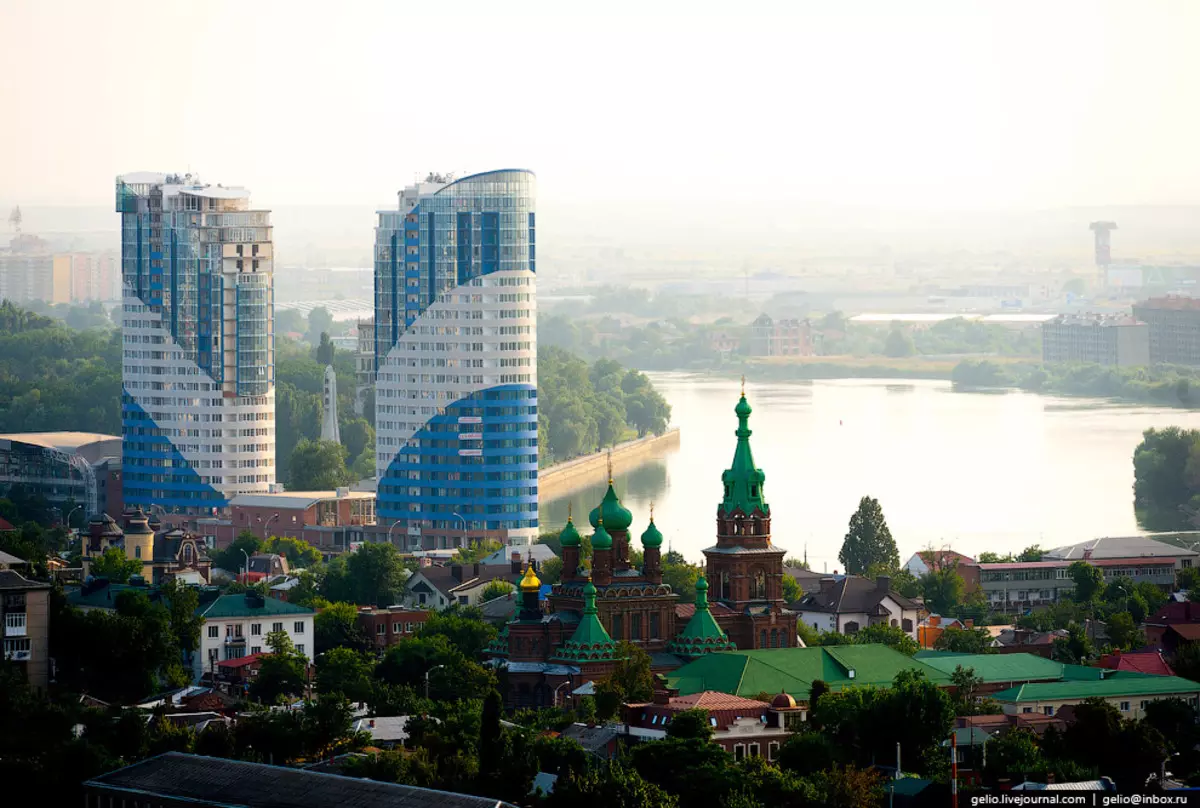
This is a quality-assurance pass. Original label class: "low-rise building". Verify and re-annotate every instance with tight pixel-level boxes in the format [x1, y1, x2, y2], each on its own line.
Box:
[1133, 296, 1200, 366]
[1041, 313, 1149, 367]
[627, 689, 802, 762]
[84, 751, 519, 808]
[1146, 601, 1200, 647]
[967, 555, 1179, 610]
[0, 567, 50, 692]
[991, 675, 1200, 721]
[82, 509, 212, 585]
[903, 550, 976, 577]
[404, 562, 521, 609]
[792, 574, 923, 638]
[195, 592, 315, 682]
[1044, 534, 1198, 568]
[357, 605, 430, 651]
[748, 314, 813, 357]
[196, 489, 377, 553]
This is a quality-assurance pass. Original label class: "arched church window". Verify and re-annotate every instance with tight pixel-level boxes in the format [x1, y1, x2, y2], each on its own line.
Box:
[750, 485, 758, 498]
[183, 544, 193, 563]
[770, 629, 778, 648]
[753, 570, 766, 600]
[760, 630, 767, 648]
[134, 545, 141, 559]
[720, 571, 731, 601]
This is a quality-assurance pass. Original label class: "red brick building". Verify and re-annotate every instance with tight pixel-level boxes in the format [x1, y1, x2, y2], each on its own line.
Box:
[193, 489, 376, 553]
[357, 606, 431, 650]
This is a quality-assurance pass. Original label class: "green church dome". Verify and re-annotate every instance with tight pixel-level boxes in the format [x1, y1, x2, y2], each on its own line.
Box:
[640, 515, 663, 549]
[592, 519, 613, 551]
[589, 482, 633, 532]
[559, 515, 582, 548]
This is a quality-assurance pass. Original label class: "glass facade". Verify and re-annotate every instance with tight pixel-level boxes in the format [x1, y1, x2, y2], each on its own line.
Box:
[117, 174, 276, 513]
[374, 170, 538, 542]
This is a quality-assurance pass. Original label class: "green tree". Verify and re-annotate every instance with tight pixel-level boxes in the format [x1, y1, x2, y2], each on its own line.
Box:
[1069, 561, 1104, 603]
[663, 559, 702, 604]
[890, 568, 921, 599]
[159, 579, 203, 659]
[666, 707, 715, 741]
[778, 731, 839, 777]
[852, 623, 918, 655]
[340, 418, 375, 468]
[1018, 545, 1045, 562]
[479, 579, 515, 602]
[313, 599, 369, 654]
[920, 567, 965, 614]
[252, 630, 309, 703]
[288, 439, 352, 490]
[211, 531, 263, 574]
[608, 641, 654, 702]
[315, 647, 374, 702]
[417, 605, 497, 657]
[934, 626, 994, 654]
[1052, 623, 1094, 664]
[344, 542, 409, 606]
[1107, 611, 1143, 651]
[90, 546, 143, 583]
[781, 574, 802, 604]
[984, 728, 1044, 783]
[547, 760, 678, 808]
[884, 327, 916, 358]
[306, 307, 334, 346]
[539, 556, 563, 585]
[315, 332, 335, 365]
[951, 665, 985, 713]
[813, 765, 883, 808]
[376, 635, 495, 701]
[838, 496, 898, 575]
[263, 535, 321, 568]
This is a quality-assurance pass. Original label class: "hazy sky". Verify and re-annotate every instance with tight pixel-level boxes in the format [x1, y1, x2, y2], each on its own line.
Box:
[2, 0, 1198, 212]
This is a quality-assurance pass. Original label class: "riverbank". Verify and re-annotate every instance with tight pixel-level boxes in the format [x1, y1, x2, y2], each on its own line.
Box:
[539, 429, 681, 499]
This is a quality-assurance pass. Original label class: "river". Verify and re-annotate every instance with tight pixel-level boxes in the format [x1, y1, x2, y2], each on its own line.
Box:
[540, 374, 1200, 571]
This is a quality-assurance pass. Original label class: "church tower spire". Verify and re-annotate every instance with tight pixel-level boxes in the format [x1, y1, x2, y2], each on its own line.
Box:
[720, 385, 768, 519]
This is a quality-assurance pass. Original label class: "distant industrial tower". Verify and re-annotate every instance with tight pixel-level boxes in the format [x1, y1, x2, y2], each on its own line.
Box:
[1090, 221, 1118, 267]
[373, 170, 537, 549]
[116, 173, 275, 514]
[321, 365, 340, 444]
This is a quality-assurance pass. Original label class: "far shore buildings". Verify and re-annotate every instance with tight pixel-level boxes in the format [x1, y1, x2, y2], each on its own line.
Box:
[1132, 296, 1200, 365]
[487, 389, 798, 706]
[1041, 313, 1149, 367]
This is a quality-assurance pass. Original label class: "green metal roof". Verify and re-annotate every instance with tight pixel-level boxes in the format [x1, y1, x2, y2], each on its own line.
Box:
[553, 579, 621, 663]
[66, 583, 142, 610]
[719, 391, 769, 517]
[914, 652, 1066, 684]
[667, 644, 950, 698]
[589, 482, 632, 532]
[197, 594, 314, 620]
[667, 576, 736, 658]
[991, 675, 1200, 703]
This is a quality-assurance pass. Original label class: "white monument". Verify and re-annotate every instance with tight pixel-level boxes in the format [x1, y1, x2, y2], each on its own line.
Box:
[321, 365, 340, 444]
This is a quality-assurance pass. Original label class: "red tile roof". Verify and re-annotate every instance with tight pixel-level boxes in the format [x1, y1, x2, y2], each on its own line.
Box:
[0, 517, 14, 531]
[217, 653, 266, 669]
[671, 691, 770, 712]
[1099, 651, 1175, 677]
[1167, 624, 1200, 642]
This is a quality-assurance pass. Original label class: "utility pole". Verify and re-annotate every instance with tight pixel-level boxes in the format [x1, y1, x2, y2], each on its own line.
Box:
[950, 732, 959, 808]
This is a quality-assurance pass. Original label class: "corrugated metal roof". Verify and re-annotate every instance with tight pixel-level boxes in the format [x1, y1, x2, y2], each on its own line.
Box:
[914, 652, 1065, 683]
[992, 674, 1200, 703]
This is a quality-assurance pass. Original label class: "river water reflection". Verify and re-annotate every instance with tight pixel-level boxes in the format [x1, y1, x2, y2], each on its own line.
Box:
[540, 374, 1200, 570]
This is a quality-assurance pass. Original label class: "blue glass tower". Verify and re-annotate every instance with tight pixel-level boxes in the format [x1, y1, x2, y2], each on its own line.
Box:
[374, 170, 537, 548]
[117, 172, 275, 515]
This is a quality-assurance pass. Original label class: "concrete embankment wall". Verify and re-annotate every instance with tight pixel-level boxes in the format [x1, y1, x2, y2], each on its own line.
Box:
[539, 429, 681, 500]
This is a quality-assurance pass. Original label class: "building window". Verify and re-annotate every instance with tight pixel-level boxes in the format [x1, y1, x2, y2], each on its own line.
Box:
[251, 623, 262, 636]
[720, 571, 731, 601]
[377, 623, 386, 635]
[272, 622, 283, 633]
[753, 570, 766, 599]
[296, 644, 305, 656]
[749, 743, 761, 758]
[649, 612, 660, 639]
[734, 744, 745, 761]
[294, 621, 305, 634]
[902, 618, 913, 633]
[251, 646, 261, 655]
[418, 593, 427, 605]
[1120, 701, 1130, 712]
[844, 621, 860, 634]
[611, 614, 623, 641]
[393, 622, 401, 634]
[1043, 706, 1054, 716]
[134, 545, 141, 559]
[770, 629, 779, 648]
[458, 596, 469, 605]
[760, 630, 767, 647]
[405, 622, 414, 632]
[631, 613, 642, 641]
[208, 625, 219, 638]
[1022, 707, 1033, 714]
[1141, 701, 1149, 711]
[768, 742, 780, 761]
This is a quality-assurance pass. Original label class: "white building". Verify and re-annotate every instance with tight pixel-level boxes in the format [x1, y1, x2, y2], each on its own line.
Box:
[117, 172, 275, 515]
[373, 170, 537, 550]
[792, 575, 924, 638]
[194, 592, 314, 682]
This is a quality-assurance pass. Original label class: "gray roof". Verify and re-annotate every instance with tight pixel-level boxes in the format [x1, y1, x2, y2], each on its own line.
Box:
[793, 574, 920, 615]
[0, 569, 50, 591]
[1045, 535, 1199, 561]
[480, 543, 556, 566]
[0, 549, 27, 566]
[85, 752, 517, 807]
[560, 723, 622, 754]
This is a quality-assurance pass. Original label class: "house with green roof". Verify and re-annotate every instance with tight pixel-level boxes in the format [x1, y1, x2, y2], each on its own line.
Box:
[990, 674, 1200, 721]
[913, 651, 1070, 694]
[194, 592, 314, 683]
[666, 644, 951, 700]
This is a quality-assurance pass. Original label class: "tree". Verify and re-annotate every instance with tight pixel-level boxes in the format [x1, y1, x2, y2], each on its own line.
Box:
[666, 707, 715, 741]
[884, 328, 916, 358]
[934, 626, 994, 654]
[920, 567, 965, 615]
[1179, 566, 1200, 593]
[781, 574, 802, 604]
[547, 760, 678, 808]
[951, 665, 984, 712]
[252, 630, 308, 703]
[376, 635, 495, 702]
[539, 556, 563, 585]
[313, 600, 369, 654]
[288, 439, 352, 490]
[90, 546, 144, 583]
[159, 579, 203, 659]
[1069, 561, 1104, 603]
[813, 764, 883, 808]
[838, 496, 898, 575]
[984, 728, 1044, 783]
[479, 579, 515, 602]
[779, 731, 839, 777]
[608, 642, 655, 702]
[417, 605, 497, 657]
[1051, 623, 1093, 663]
[211, 531, 263, 574]
[344, 542, 409, 606]
[1107, 611, 1143, 651]
[663, 559, 702, 604]
[1018, 545, 1045, 562]
[315, 647, 375, 702]
[263, 535, 321, 569]
[852, 623, 917, 655]
[340, 418, 375, 467]
[890, 568, 921, 599]
[316, 332, 335, 365]
[306, 307, 334, 346]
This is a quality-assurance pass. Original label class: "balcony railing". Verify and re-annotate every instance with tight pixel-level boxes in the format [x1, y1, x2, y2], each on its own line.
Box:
[4, 615, 26, 637]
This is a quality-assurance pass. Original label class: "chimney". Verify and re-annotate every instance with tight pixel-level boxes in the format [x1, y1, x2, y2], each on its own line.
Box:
[930, 615, 941, 626]
[1083, 548, 1093, 560]
[964, 618, 974, 629]
[511, 551, 521, 575]
[876, 575, 890, 593]
[819, 577, 835, 594]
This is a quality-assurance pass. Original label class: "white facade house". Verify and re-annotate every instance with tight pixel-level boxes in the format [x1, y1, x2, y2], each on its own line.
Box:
[792, 575, 924, 639]
[194, 593, 314, 682]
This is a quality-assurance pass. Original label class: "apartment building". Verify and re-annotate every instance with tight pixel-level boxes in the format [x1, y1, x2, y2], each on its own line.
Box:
[1132, 296, 1200, 365]
[0, 567, 51, 692]
[357, 605, 430, 651]
[194, 592, 314, 682]
[1041, 313, 1149, 366]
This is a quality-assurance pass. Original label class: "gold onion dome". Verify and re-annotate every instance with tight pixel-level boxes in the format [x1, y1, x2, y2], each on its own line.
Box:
[519, 564, 541, 592]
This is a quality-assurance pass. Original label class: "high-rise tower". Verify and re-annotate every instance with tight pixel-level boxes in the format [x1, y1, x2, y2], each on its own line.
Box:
[374, 170, 537, 548]
[1090, 221, 1117, 267]
[116, 173, 275, 514]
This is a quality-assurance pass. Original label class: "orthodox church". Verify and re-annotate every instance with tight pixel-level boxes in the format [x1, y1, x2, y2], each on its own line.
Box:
[489, 388, 798, 707]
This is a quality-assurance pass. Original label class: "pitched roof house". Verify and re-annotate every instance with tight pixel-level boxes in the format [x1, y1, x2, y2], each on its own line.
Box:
[792, 574, 923, 638]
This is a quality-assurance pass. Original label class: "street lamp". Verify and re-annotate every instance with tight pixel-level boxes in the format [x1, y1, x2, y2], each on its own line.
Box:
[554, 679, 574, 708]
[241, 549, 252, 584]
[452, 512, 467, 550]
[64, 505, 82, 530]
[424, 664, 446, 701]
[260, 512, 279, 540]
[387, 519, 403, 549]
